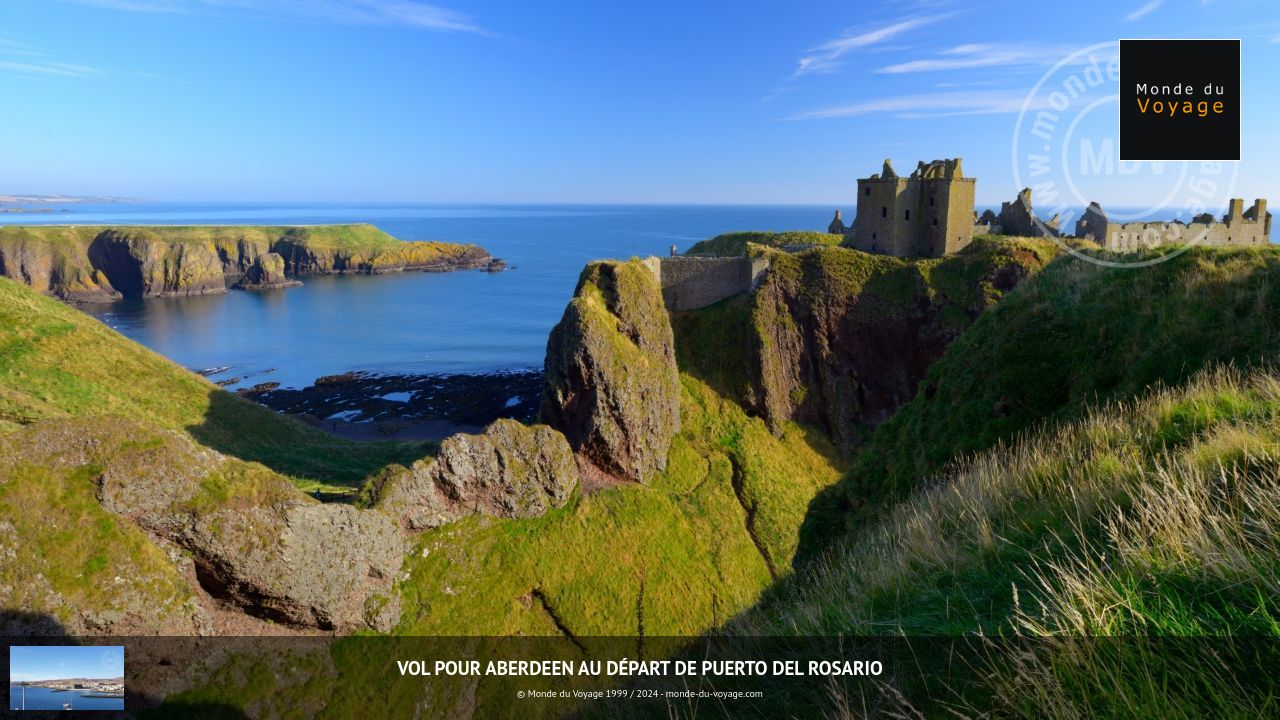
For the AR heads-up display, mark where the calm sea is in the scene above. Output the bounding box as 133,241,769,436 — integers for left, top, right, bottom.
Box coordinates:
9,684,124,711
5,203,834,389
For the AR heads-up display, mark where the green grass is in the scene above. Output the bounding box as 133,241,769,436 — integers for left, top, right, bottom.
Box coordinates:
1,222,409,253
700,366,1280,718
685,230,844,256
0,460,196,629
821,244,1280,537
0,276,426,489
392,375,843,638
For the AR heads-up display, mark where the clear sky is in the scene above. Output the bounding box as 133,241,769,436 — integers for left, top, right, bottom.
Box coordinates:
2,0,1279,205
9,646,124,682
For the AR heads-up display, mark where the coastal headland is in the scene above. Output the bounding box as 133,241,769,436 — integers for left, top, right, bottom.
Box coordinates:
0,223,501,302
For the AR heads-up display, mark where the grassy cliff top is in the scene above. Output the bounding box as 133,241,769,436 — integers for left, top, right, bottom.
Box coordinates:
0,276,425,489
685,230,845,256
0,223,478,253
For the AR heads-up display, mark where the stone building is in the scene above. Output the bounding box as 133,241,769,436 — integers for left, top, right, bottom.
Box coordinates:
837,158,977,258
1075,199,1271,250
995,188,1060,237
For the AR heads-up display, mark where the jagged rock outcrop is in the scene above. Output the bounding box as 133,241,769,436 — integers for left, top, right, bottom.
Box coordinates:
234,252,302,290
375,419,578,530
541,259,681,484
0,417,406,633
0,224,493,301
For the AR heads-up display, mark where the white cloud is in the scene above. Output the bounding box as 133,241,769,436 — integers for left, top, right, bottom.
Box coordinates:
794,14,952,77
877,43,1086,74
1125,0,1165,22
0,36,103,77
788,90,1051,120
0,60,103,77
61,0,486,33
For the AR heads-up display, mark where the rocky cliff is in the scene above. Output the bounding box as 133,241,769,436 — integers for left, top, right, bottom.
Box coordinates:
233,252,301,290
673,238,1057,455
0,224,493,301
374,419,578,530
541,259,681,484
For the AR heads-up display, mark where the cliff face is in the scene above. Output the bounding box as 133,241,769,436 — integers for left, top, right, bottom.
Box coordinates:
746,240,1055,453
674,239,1057,455
541,259,682,484
0,224,492,301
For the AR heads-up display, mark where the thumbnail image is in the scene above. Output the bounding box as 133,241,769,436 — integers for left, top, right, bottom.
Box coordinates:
9,646,124,712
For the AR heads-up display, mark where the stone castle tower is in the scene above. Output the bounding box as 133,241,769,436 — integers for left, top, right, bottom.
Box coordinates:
844,158,976,258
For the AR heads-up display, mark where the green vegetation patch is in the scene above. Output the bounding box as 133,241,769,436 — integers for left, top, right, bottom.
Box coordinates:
0,460,194,629
393,376,842,638
0,276,424,488
685,231,844,256
834,243,1280,528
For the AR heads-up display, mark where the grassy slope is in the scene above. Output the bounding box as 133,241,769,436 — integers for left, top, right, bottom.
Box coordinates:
819,244,1280,533
685,230,844,256
393,375,843,637
0,276,425,490
683,245,1280,717
710,366,1280,717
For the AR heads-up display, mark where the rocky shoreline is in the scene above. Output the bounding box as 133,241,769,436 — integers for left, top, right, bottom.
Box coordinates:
237,369,543,441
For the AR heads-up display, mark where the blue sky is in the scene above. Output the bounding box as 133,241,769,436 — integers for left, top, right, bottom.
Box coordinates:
2,0,1279,205
9,646,124,682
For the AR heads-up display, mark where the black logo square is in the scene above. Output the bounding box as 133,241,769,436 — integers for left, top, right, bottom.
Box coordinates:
1120,39,1240,161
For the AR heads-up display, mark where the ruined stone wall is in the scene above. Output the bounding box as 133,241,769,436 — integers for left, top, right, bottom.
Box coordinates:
642,256,769,311
1076,199,1271,250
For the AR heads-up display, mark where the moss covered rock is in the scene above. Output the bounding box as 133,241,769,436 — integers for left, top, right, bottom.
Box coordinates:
0,416,407,633
541,259,681,484
376,419,577,530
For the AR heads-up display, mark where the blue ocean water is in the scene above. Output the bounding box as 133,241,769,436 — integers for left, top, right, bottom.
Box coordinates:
4,203,831,389
9,684,124,711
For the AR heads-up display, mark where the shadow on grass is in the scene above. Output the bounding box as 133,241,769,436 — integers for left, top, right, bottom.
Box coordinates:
186,388,431,490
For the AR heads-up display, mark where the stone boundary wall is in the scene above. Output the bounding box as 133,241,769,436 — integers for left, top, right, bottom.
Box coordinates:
641,256,769,311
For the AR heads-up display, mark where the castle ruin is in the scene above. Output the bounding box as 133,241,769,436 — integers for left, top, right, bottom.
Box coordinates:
1075,199,1271,250
974,188,1061,238
829,158,1271,257
829,158,976,258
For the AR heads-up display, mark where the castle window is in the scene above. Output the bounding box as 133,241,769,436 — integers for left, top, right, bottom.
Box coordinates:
929,197,935,207
872,233,877,240
933,218,938,226
905,210,911,221
881,206,887,218
864,187,870,196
